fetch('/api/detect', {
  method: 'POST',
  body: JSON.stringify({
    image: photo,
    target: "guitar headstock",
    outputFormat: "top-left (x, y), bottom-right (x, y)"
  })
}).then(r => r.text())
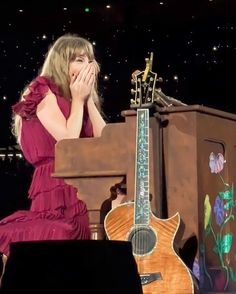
top-left (130, 52), bottom-right (160, 108)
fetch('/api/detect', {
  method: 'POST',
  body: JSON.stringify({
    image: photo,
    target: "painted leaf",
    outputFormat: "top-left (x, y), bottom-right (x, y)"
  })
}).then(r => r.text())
top-left (220, 233), bottom-right (233, 254)
top-left (224, 199), bottom-right (235, 210)
top-left (204, 194), bottom-right (212, 230)
top-left (219, 190), bottom-right (233, 200)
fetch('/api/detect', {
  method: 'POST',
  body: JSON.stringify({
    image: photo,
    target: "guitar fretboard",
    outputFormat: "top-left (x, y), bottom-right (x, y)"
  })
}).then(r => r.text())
top-left (134, 108), bottom-right (150, 225)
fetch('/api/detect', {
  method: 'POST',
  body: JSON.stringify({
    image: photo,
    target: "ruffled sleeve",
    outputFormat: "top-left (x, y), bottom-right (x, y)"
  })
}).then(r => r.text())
top-left (12, 76), bottom-right (60, 119)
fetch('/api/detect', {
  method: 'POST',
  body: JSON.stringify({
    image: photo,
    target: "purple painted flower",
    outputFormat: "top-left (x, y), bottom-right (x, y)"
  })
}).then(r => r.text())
top-left (192, 259), bottom-right (200, 280)
top-left (213, 195), bottom-right (224, 226)
top-left (209, 152), bottom-right (226, 174)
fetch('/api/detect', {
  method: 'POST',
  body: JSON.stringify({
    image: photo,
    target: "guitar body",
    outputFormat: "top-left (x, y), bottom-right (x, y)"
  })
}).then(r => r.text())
top-left (105, 202), bottom-right (196, 294)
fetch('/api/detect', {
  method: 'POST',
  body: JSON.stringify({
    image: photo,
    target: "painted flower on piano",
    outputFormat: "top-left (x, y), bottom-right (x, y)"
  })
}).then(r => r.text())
top-left (201, 152), bottom-right (236, 291)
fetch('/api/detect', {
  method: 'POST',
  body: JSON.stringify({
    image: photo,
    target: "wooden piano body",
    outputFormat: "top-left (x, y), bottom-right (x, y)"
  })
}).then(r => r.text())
top-left (53, 109), bottom-right (163, 239)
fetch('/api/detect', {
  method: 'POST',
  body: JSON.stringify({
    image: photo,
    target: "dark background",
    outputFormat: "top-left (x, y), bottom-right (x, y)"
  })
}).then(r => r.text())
top-left (0, 0), bottom-right (236, 217)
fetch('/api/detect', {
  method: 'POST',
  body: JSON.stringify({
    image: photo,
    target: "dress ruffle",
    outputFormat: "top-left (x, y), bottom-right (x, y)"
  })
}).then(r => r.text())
top-left (12, 76), bottom-right (60, 119)
top-left (0, 210), bottom-right (90, 256)
top-left (30, 186), bottom-right (88, 218)
top-left (28, 161), bottom-right (64, 199)
top-left (28, 161), bottom-right (88, 217)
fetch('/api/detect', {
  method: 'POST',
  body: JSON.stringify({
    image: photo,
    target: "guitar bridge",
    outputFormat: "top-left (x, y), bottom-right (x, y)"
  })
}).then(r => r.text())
top-left (140, 272), bottom-right (162, 285)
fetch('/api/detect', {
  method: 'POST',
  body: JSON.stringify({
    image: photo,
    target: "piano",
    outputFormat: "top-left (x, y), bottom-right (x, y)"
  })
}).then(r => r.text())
top-left (52, 109), bottom-right (163, 239)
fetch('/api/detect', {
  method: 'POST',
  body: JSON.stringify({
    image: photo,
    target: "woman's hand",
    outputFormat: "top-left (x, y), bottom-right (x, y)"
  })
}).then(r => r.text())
top-left (70, 62), bottom-right (96, 102)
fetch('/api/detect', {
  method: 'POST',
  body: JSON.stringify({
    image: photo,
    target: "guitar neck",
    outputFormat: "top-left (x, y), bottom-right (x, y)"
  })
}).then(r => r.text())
top-left (134, 108), bottom-right (150, 225)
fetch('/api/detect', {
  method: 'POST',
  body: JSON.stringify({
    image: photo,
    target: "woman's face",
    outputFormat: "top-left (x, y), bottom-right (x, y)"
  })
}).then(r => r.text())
top-left (68, 54), bottom-right (90, 80)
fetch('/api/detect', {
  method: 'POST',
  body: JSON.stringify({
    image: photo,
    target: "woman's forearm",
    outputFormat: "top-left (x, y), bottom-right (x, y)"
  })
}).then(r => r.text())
top-left (65, 98), bottom-right (85, 138)
top-left (87, 98), bottom-right (106, 137)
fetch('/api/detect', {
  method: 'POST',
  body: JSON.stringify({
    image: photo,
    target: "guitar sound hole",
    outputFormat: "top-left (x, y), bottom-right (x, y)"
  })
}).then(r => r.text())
top-left (128, 227), bottom-right (156, 255)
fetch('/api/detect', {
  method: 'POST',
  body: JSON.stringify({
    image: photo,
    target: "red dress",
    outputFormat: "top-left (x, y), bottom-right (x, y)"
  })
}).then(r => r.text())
top-left (0, 76), bottom-right (92, 256)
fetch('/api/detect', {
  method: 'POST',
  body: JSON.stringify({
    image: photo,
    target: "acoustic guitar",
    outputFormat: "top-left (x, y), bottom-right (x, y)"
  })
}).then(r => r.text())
top-left (104, 54), bottom-right (197, 293)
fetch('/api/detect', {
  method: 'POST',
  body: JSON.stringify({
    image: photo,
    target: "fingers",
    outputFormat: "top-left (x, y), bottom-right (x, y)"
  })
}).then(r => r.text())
top-left (87, 70), bottom-right (95, 86)
top-left (77, 63), bottom-right (90, 82)
top-left (77, 62), bottom-right (96, 84)
top-left (70, 62), bottom-right (97, 101)
top-left (70, 72), bottom-right (78, 86)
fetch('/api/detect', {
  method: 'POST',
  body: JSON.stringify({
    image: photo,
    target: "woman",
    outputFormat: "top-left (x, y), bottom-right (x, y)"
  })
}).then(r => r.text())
top-left (0, 33), bottom-right (106, 277)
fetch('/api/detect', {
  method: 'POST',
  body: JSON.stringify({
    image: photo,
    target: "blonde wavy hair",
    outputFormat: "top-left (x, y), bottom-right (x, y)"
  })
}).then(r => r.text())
top-left (12, 33), bottom-right (102, 144)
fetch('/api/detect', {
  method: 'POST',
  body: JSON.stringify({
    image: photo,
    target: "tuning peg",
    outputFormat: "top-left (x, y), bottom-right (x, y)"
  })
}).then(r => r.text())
top-left (130, 98), bottom-right (136, 104)
top-left (157, 77), bottom-right (163, 82)
top-left (130, 98), bottom-right (140, 105)
top-left (131, 89), bottom-right (136, 95)
top-left (131, 79), bottom-right (135, 85)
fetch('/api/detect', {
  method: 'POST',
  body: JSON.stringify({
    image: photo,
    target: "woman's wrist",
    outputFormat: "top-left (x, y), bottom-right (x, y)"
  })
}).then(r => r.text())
top-left (87, 96), bottom-right (95, 107)
top-left (72, 95), bottom-right (86, 104)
